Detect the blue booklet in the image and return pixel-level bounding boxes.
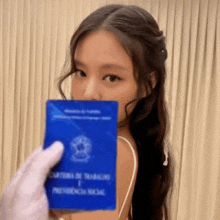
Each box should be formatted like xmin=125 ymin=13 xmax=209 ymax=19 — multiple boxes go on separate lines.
xmin=43 ymin=100 xmax=118 ymax=211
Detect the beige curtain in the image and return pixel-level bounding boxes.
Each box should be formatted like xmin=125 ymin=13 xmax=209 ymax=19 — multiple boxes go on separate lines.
xmin=1 ymin=0 xmax=219 ymax=219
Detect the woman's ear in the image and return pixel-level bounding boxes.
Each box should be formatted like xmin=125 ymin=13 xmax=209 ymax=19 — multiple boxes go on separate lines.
xmin=141 ymin=71 xmax=157 ymax=97
xmin=149 ymin=71 xmax=157 ymax=90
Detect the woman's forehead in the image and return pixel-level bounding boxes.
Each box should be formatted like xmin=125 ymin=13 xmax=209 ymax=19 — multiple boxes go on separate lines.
xmin=74 ymin=31 xmax=133 ymax=70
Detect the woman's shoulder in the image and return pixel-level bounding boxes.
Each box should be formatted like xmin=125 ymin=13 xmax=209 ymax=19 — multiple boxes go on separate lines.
xmin=48 ymin=136 xmax=138 ymax=220
xmin=117 ymin=136 xmax=138 ymax=175
xmin=117 ymin=135 xmax=138 ymax=220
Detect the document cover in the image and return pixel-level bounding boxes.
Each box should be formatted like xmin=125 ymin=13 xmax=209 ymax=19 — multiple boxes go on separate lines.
xmin=43 ymin=100 xmax=118 ymax=211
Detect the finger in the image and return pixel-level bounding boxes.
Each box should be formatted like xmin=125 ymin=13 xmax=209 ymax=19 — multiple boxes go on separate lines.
xmin=41 ymin=141 xmax=65 ymax=171
xmin=26 ymin=141 xmax=64 ymax=186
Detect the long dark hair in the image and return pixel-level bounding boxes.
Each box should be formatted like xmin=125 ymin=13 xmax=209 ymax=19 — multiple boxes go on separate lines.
xmin=57 ymin=4 xmax=173 ymax=220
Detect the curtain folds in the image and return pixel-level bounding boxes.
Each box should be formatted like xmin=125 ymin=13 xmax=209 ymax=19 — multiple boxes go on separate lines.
xmin=1 ymin=0 xmax=219 ymax=219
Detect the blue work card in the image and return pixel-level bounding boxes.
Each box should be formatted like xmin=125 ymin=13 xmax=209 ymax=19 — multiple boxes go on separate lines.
xmin=43 ymin=100 xmax=118 ymax=211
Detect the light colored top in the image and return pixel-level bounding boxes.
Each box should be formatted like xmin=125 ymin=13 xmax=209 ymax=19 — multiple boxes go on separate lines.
xmin=49 ymin=136 xmax=137 ymax=220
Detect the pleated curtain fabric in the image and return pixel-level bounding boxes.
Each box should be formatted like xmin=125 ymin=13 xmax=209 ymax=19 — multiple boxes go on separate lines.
xmin=0 ymin=0 xmax=220 ymax=220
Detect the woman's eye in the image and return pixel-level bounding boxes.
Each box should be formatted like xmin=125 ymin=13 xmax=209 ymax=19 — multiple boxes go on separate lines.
xmin=105 ymin=75 xmax=121 ymax=82
xmin=75 ymin=70 xmax=86 ymax=77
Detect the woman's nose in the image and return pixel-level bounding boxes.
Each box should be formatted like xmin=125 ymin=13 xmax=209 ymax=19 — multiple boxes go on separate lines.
xmin=83 ymin=78 xmax=101 ymax=100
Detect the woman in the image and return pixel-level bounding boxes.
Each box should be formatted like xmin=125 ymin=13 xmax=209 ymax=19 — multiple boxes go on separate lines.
xmin=0 ymin=4 xmax=173 ymax=220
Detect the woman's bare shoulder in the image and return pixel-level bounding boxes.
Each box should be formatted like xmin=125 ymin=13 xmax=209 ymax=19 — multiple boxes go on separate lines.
xmin=117 ymin=137 xmax=138 ymax=220
xmin=48 ymin=138 xmax=137 ymax=220
xmin=117 ymin=137 xmax=138 ymax=179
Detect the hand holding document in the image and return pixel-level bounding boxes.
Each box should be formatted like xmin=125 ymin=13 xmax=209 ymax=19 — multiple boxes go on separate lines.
xmin=0 ymin=100 xmax=118 ymax=220
xmin=0 ymin=141 xmax=64 ymax=220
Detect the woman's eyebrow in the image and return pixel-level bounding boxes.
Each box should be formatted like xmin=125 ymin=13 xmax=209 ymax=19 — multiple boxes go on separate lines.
xmin=101 ymin=63 xmax=127 ymax=70
xmin=74 ymin=59 xmax=127 ymax=70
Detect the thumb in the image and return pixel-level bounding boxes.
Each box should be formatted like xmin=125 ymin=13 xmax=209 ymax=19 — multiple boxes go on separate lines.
xmin=30 ymin=141 xmax=64 ymax=185
xmin=43 ymin=141 xmax=65 ymax=170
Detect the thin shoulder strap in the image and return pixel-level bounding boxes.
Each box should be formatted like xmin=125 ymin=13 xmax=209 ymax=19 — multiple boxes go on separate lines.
xmin=118 ymin=136 xmax=137 ymax=218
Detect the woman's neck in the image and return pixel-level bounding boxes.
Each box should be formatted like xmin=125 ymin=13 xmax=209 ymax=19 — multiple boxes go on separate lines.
xmin=118 ymin=125 xmax=130 ymax=137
